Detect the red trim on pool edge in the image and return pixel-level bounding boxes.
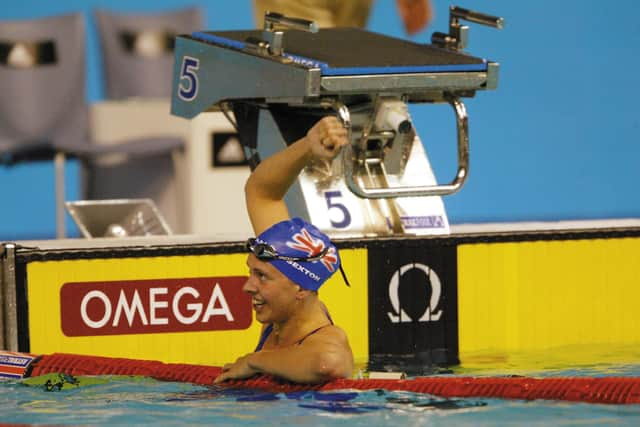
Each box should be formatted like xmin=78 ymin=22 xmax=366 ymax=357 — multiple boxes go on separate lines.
xmin=26 ymin=353 xmax=640 ymax=404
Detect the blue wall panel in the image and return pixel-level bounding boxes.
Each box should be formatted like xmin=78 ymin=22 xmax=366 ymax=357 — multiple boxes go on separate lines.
xmin=1 ymin=0 xmax=638 ymax=239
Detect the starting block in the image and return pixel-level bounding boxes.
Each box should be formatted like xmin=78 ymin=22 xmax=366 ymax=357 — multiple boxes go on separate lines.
xmin=170 ymin=6 xmax=503 ymax=237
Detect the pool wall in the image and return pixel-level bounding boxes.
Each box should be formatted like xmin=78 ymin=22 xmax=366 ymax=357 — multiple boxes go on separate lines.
xmin=2 ymin=219 xmax=639 ymax=366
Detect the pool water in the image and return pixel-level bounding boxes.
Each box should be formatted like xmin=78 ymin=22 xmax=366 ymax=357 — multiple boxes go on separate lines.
xmin=1 ymin=346 xmax=640 ymax=427
xmin=2 ymin=375 xmax=639 ymax=427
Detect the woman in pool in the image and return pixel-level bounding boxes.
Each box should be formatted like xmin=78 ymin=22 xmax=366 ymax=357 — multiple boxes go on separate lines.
xmin=214 ymin=116 xmax=354 ymax=385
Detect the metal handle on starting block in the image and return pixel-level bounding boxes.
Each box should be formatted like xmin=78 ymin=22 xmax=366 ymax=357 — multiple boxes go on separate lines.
xmin=343 ymin=95 xmax=469 ymax=199
xmin=262 ymin=12 xmax=319 ymax=56
xmin=263 ymin=12 xmax=319 ymax=33
xmin=432 ymin=6 xmax=504 ymax=51
xmin=450 ymin=6 xmax=504 ymax=29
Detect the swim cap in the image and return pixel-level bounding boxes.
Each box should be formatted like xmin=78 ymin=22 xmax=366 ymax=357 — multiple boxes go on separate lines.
xmin=248 ymin=218 xmax=340 ymax=291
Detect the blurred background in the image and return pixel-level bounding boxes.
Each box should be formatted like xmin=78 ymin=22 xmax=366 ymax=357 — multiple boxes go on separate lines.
xmin=1 ymin=0 xmax=638 ymax=240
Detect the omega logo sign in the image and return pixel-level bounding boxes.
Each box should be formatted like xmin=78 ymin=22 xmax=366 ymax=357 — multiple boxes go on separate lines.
xmin=79 ymin=284 xmax=233 ymax=329
xmin=387 ymin=263 xmax=443 ymax=323
xmin=60 ymin=277 xmax=251 ymax=336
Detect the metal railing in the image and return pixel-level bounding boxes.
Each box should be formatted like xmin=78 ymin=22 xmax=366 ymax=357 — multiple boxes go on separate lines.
xmin=1 ymin=243 xmax=18 ymax=351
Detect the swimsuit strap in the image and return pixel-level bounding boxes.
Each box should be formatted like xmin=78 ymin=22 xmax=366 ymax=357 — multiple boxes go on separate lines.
xmin=254 ymin=324 xmax=273 ymax=352
xmin=254 ymin=307 xmax=334 ymax=351
xmin=295 ymin=323 xmax=331 ymax=345
xmin=323 ymin=306 xmax=334 ymax=325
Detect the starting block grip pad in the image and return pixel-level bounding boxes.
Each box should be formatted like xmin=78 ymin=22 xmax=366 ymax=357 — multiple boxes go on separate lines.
xmin=191 ymin=28 xmax=488 ymax=75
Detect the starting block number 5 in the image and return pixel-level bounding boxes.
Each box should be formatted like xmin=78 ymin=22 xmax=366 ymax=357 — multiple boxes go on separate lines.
xmin=178 ymin=56 xmax=200 ymax=102
xmin=324 ymin=191 xmax=351 ymax=229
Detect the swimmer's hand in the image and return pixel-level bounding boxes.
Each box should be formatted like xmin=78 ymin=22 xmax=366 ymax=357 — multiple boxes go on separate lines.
xmin=305 ymin=116 xmax=349 ymax=161
xmin=214 ymin=353 xmax=258 ymax=384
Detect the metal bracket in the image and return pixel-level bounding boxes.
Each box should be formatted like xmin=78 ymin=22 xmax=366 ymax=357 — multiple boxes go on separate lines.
xmin=1 ymin=243 xmax=18 ymax=351
xmin=261 ymin=12 xmax=319 ymax=56
xmin=431 ymin=6 xmax=504 ymax=51
xmin=343 ymin=94 xmax=469 ymax=198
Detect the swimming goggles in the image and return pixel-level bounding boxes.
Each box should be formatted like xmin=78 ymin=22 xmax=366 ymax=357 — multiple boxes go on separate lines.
xmin=245 ymin=237 xmax=351 ymax=287
xmin=245 ymin=238 xmax=329 ymax=262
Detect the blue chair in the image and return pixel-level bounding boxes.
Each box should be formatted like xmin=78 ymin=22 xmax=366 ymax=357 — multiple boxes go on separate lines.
xmin=88 ymin=7 xmax=204 ymax=233
xmin=95 ymin=7 xmax=203 ymax=99
xmin=0 ymin=13 xmax=88 ymax=238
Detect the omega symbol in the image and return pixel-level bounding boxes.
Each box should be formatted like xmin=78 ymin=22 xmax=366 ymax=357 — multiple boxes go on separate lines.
xmin=387 ymin=263 xmax=443 ymax=323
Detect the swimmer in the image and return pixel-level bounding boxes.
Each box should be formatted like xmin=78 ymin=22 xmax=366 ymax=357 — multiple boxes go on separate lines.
xmin=214 ymin=116 xmax=353 ymax=384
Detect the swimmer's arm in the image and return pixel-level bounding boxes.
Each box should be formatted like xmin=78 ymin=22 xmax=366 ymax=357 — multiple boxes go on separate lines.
xmin=244 ymin=135 xmax=311 ymax=235
xmin=250 ymin=329 xmax=353 ymax=383
xmin=245 ymin=116 xmax=348 ymax=235
xmin=215 ymin=327 xmax=354 ymax=384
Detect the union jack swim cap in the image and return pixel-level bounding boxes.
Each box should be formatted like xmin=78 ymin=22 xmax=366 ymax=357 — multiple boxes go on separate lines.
xmin=252 ymin=218 xmax=340 ymax=291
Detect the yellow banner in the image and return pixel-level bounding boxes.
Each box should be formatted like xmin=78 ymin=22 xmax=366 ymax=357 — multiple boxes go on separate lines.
xmin=458 ymin=238 xmax=640 ymax=356
xmin=27 ymin=249 xmax=368 ymax=367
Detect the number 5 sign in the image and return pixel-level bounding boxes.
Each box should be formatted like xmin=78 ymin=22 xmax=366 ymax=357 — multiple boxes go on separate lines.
xmin=324 ymin=191 xmax=351 ymax=229
xmin=178 ymin=56 xmax=200 ymax=102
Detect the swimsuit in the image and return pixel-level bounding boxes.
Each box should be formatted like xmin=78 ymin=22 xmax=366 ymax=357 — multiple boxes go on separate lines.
xmin=254 ymin=310 xmax=334 ymax=351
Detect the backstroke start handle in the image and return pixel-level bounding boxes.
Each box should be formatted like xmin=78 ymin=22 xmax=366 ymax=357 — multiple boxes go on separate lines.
xmin=450 ymin=6 xmax=504 ymax=29
xmin=343 ymin=95 xmax=469 ymax=199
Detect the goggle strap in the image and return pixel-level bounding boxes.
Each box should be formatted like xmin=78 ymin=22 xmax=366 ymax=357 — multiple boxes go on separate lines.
xmin=247 ymin=237 xmax=349 ymax=286
xmin=339 ymin=264 xmax=351 ymax=287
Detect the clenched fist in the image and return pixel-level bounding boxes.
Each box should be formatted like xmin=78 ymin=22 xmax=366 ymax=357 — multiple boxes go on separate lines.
xmin=305 ymin=116 xmax=349 ymax=161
